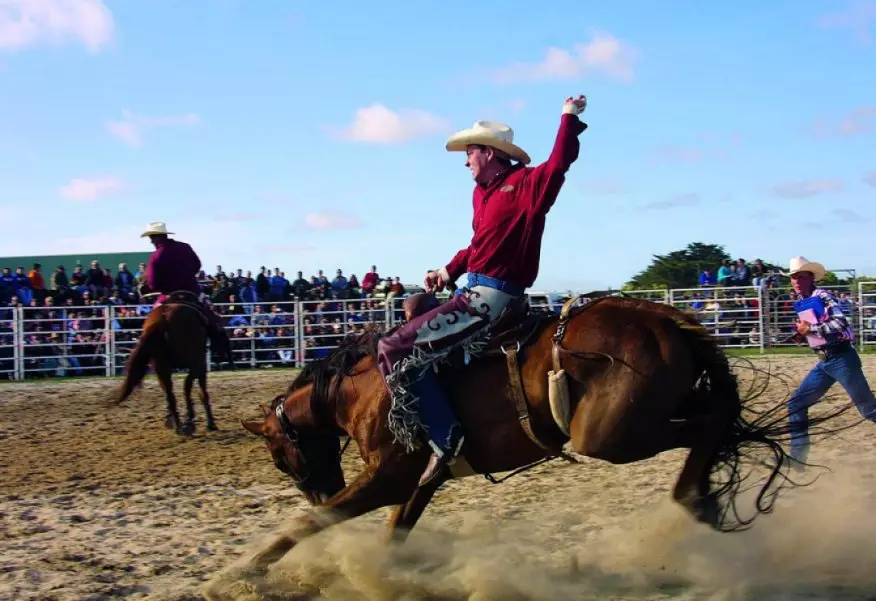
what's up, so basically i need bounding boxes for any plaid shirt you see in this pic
[802,287,855,345]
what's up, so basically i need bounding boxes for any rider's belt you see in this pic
[467,273,525,296]
[814,340,852,361]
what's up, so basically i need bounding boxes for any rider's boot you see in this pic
[410,370,464,487]
[206,312,234,368]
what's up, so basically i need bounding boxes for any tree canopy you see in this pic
[623,242,788,290]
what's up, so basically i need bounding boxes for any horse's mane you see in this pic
[286,323,389,406]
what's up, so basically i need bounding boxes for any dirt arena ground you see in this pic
[2,355,876,601]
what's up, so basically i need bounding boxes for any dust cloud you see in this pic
[204,462,876,601]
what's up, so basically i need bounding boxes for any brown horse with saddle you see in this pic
[240,291,847,569]
[115,222,234,436]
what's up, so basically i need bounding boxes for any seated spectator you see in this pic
[291,271,309,298]
[331,269,348,298]
[699,268,716,287]
[13,267,33,305]
[362,265,380,296]
[115,263,136,297]
[716,260,733,286]
[28,263,46,302]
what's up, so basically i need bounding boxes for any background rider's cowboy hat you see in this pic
[781,256,826,281]
[140,222,174,238]
[445,120,531,165]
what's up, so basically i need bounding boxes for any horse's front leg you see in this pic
[386,471,448,544]
[247,465,420,570]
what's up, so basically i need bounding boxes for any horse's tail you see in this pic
[114,322,163,405]
[673,313,855,532]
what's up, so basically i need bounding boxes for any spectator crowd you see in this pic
[0,260,413,379]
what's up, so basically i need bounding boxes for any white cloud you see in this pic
[492,31,636,84]
[0,0,113,53]
[818,0,875,45]
[105,110,202,147]
[304,211,362,230]
[335,103,449,143]
[772,178,844,199]
[810,105,876,138]
[59,176,124,201]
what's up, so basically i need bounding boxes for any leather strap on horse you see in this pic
[551,295,618,378]
[503,344,553,453]
[502,344,578,468]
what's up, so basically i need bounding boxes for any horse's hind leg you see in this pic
[155,360,185,435]
[670,411,734,528]
[197,372,217,431]
[181,373,196,435]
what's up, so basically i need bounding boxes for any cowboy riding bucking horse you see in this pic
[140,221,234,366]
[377,94,588,487]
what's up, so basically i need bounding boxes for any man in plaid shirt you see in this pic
[784,256,876,468]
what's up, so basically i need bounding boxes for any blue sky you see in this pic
[0,0,874,291]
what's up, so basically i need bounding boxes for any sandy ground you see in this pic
[1,355,875,601]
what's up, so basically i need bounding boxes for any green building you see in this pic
[0,252,152,288]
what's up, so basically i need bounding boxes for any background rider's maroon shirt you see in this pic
[445,113,587,289]
[145,238,202,295]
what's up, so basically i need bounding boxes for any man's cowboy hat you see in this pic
[781,256,826,281]
[445,121,531,165]
[140,221,174,238]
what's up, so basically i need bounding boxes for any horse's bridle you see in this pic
[270,395,350,491]
[271,395,315,488]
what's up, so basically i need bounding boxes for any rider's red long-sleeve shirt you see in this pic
[444,113,587,289]
[146,238,202,295]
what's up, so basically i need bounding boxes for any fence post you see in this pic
[858,281,865,352]
[757,284,765,354]
[109,305,117,376]
[295,300,303,368]
[104,307,112,377]
[14,306,22,380]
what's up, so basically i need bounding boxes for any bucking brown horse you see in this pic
[240,293,847,569]
[116,291,230,435]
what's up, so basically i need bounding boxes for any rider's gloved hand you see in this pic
[562,95,587,116]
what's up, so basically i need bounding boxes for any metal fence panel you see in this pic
[1,283,874,380]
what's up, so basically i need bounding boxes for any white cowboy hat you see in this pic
[445,120,531,165]
[140,221,174,238]
[781,256,826,281]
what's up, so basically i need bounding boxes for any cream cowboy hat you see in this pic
[140,221,174,238]
[445,120,531,165]
[781,256,826,281]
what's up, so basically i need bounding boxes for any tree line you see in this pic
[622,242,867,291]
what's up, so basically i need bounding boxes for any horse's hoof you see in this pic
[164,415,178,430]
[179,420,196,436]
[692,495,720,528]
[207,422,218,432]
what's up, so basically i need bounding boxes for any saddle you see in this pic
[163,290,212,328]
[404,293,562,453]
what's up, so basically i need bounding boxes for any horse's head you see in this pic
[241,393,346,505]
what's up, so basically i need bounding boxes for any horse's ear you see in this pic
[241,419,265,436]
[260,404,272,416]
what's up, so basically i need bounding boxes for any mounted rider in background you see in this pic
[140,222,234,367]
[377,95,588,487]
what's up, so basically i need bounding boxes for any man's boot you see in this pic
[408,370,464,487]
[206,313,234,368]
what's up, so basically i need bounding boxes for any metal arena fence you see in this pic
[2,283,876,381]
